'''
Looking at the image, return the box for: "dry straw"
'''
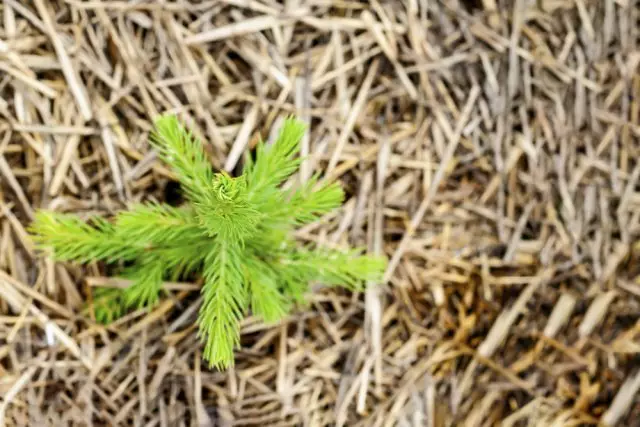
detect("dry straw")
[0,0,639,426]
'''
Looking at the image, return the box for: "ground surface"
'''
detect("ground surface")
[1,1,639,426]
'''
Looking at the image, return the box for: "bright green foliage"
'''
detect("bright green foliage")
[29,114,387,369]
[92,288,125,324]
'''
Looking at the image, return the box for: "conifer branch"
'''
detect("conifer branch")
[150,115,214,205]
[245,254,290,323]
[92,288,125,324]
[288,248,387,290]
[284,175,344,225]
[245,118,306,198]
[114,203,201,245]
[121,255,167,309]
[30,211,144,263]
[199,241,247,369]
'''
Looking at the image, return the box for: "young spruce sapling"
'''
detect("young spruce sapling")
[30,114,387,369]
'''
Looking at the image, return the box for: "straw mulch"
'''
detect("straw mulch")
[1,1,639,426]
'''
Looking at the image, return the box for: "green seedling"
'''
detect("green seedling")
[30,115,386,369]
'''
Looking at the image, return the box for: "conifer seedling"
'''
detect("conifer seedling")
[30,114,387,369]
